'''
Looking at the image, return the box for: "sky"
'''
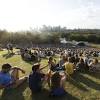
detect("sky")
[0,0,100,31]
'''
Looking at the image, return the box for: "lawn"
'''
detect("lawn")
[0,49,100,100]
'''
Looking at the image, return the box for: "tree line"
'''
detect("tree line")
[0,26,100,47]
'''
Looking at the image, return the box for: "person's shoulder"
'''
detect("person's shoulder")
[39,72,45,76]
[71,63,74,66]
[0,72,6,75]
[63,62,67,67]
[29,72,34,77]
[64,62,68,65]
[0,72,10,79]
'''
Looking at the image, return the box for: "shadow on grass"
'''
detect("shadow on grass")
[74,73,100,91]
[68,72,100,91]
[2,53,15,59]
[23,60,34,65]
[31,89,79,100]
[68,79,88,92]
[0,82,27,100]
[68,73,88,92]
[84,71,100,80]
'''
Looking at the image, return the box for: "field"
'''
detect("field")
[0,49,100,100]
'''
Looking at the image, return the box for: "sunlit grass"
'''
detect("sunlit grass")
[0,50,100,100]
[91,43,100,49]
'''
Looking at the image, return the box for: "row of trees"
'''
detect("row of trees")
[0,31,61,46]
[0,26,100,47]
[69,34,100,43]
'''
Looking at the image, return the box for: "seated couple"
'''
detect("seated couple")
[29,63,66,96]
[0,63,27,89]
[48,56,74,75]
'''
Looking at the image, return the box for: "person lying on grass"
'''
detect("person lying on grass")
[29,63,46,93]
[0,63,27,89]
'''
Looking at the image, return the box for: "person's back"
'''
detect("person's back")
[51,73,61,89]
[70,56,75,64]
[65,62,74,75]
[24,52,31,60]
[64,57,74,75]
[0,71,12,87]
[50,72,66,96]
[76,58,85,71]
[7,43,13,53]
[29,72,44,92]
[29,64,45,93]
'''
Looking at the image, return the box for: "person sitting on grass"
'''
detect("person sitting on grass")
[50,72,66,97]
[47,56,57,87]
[57,55,67,71]
[76,58,85,72]
[63,57,75,76]
[0,63,27,89]
[89,58,100,72]
[48,56,56,72]
[29,63,46,93]
[7,43,13,54]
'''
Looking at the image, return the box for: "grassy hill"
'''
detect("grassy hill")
[0,49,100,100]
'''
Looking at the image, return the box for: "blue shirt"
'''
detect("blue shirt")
[0,72,12,86]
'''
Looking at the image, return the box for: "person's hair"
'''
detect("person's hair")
[79,58,84,63]
[93,58,98,64]
[32,63,40,72]
[62,55,68,61]
[2,63,12,69]
[75,54,78,58]
[68,57,72,63]
[49,56,53,61]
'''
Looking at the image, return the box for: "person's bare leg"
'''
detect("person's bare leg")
[47,75,51,88]
[60,74,66,89]
[12,77,27,88]
[47,70,52,88]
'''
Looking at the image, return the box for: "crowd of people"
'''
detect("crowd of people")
[20,47,55,62]
[0,46,100,97]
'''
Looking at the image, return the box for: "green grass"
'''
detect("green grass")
[0,50,100,100]
[90,43,100,49]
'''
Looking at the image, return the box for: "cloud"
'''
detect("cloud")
[0,0,100,31]
[77,0,100,19]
